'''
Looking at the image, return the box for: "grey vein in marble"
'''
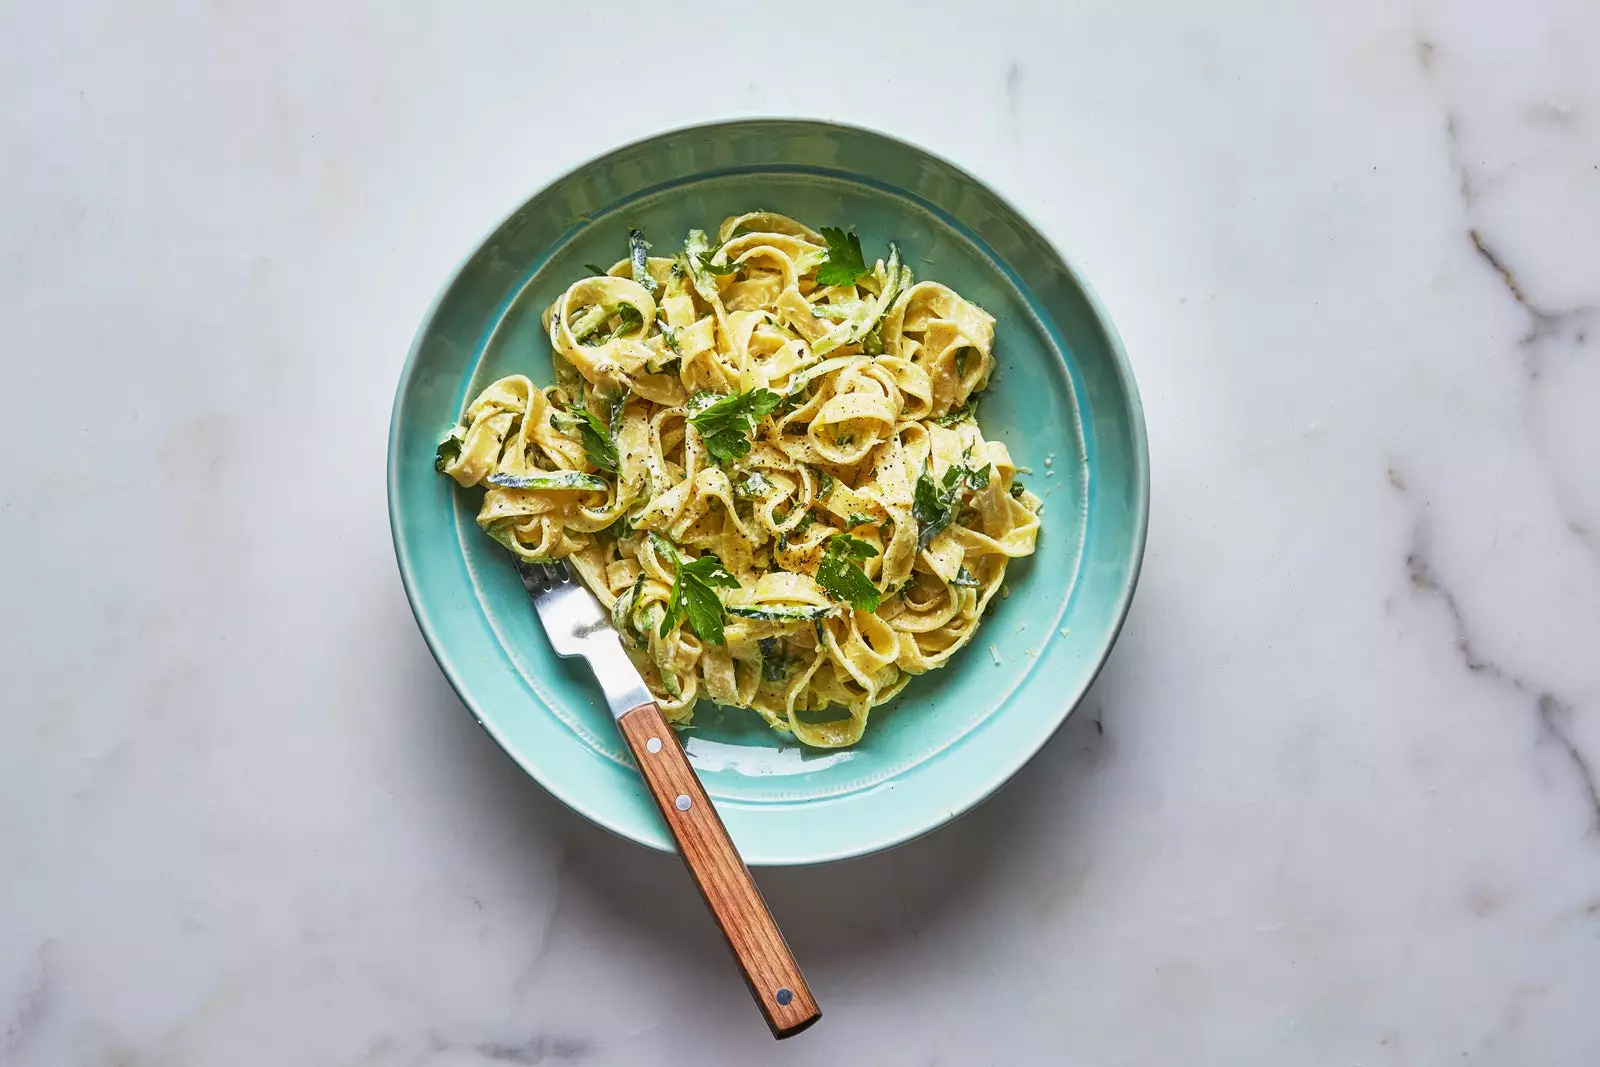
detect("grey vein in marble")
[1416,36,1600,565]
[1394,470,1600,832]
[421,1031,594,1065]
[1418,37,1595,374]
[476,1035,593,1064]
[1,941,53,1059]
[1466,228,1593,376]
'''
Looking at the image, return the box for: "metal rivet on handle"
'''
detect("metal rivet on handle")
[675,794,692,811]
[776,988,793,1006]
[646,737,662,753]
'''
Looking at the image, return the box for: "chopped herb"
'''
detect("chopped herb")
[652,532,740,645]
[434,427,465,472]
[696,251,741,276]
[862,328,884,356]
[1010,480,1026,499]
[913,455,993,551]
[759,637,789,681]
[934,396,980,426]
[736,471,774,500]
[774,382,812,416]
[776,508,816,551]
[950,566,980,588]
[628,228,657,294]
[814,227,871,287]
[814,468,835,500]
[685,390,720,416]
[914,463,962,550]
[845,512,875,529]
[558,400,620,473]
[816,533,880,612]
[954,346,973,376]
[688,388,782,464]
[911,451,993,550]
[835,432,854,447]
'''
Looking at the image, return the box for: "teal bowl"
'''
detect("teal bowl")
[388,120,1148,865]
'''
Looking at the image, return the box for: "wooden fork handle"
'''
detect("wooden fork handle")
[617,701,820,1039]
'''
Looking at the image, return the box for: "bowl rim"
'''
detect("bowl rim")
[387,116,1150,865]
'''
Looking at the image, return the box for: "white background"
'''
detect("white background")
[4,2,1600,1064]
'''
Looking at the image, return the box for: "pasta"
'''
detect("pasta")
[436,212,1042,747]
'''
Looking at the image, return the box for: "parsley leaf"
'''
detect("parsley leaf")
[845,512,876,529]
[434,427,465,472]
[816,534,880,612]
[774,382,812,417]
[697,252,742,276]
[688,388,782,463]
[652,532,739,644]
[951,565,980,588]
[912,453,995,550]
[914,465,960,551]
[934,396,980,426]
[559,395,623,473]
[1010,480,1026,499]
[814,226,871,287]
[775,508,816,551]
[813,467,835,501]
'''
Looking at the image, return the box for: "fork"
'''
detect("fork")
[515,560,820,1039]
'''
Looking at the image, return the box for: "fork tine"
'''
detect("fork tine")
[548,561,573,584]
[515,559,548,593]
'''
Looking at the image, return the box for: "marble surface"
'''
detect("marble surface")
[4,2,1599,1063]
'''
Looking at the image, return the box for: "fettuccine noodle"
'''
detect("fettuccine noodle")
[437,212,1042,747]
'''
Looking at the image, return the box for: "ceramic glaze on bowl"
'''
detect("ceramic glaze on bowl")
[388,120,1148,865]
